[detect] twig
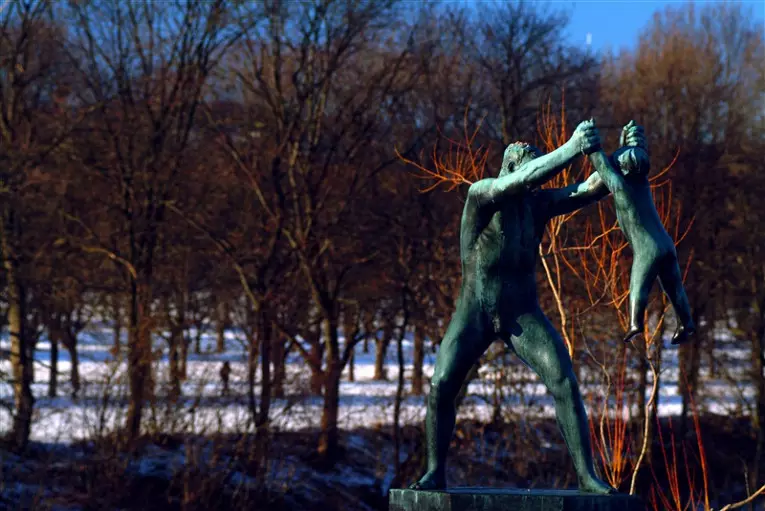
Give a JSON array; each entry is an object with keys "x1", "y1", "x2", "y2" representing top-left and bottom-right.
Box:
[
  {"x1": 629, "y1": 341, "x2": 659, "y2": 496},
  {"x1": 717, "y1": 483, "x2": 765, "y2": 511}
]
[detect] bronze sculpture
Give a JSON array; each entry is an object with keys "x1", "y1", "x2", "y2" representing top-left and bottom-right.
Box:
[{"x1": 410, "y1": 120, "x2": 647, "y2": 494}]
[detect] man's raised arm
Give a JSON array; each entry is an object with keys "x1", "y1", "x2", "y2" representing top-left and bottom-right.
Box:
[
  {"x1": 470, "y1": 119, "x2": 601, "y2": 208},
  {"x1": 541, "y1": 121, "x2": 648, "y2": 218}
]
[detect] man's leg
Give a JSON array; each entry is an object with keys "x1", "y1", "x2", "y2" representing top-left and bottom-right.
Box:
[
  {"x1": 658, "y1": 255, "x2": 696, "y2": 345},
  {"x1": 411, "y1": 303, "x2": 490, "y2": 490},
  {"x1": 505, "y1": 309, "x2": 615, "y2": 494},
  {"x1": 624, "y1": 255, "x2": 661, "y2": 343}
]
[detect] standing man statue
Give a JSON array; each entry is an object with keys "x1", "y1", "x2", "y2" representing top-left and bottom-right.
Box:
[{"x1": 410, "y1": 119, "x2": 646, "y2": 494}]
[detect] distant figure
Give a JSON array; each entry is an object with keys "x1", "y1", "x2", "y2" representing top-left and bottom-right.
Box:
[
  {"x1": 220, "y1": 361, "x2": 231, "y2": 397},
  {"x1": 589, "y1": 120, "x2": 696, "y2": 345}
]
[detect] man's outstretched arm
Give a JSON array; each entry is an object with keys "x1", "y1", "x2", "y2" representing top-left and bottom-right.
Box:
[{"x1": 471, "y1": 120, "x2": 600, "y2": 208}]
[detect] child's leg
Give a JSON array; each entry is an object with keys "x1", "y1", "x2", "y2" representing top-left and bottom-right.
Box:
[
  {"x1": 657, "y1": 255, "x2": 696, "y2": 345},
  {"x1": 625, "y1": 255, "x2": 661, "y2": 343}
]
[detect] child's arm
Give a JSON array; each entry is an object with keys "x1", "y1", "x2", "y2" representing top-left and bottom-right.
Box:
[
  {"x1": 540, "y1": 171, "x2": 610, "y2": 218},
  {"x1": 589, "y1": 150, "x2": 627, "y2": 194}
]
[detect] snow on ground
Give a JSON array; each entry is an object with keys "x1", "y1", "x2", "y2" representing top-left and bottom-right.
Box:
[{"x1": 0, "y1": 322, "x2": 755, "y2": 443}]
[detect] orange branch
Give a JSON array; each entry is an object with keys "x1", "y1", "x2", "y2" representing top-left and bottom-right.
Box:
[{"x1": 395, "y1": 102, "x2": 490, "y2": 192}]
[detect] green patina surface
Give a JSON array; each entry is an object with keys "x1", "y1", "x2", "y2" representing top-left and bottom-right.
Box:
[
  {"x1": 589, "y1": 121, "x2": 695, "y2": 346},
  {"x1": 411, "y1": 120, "x2": 642, "y2": 494},
  {"x1": 390, "y1": 488, "x2": 646, "y2": 511}
]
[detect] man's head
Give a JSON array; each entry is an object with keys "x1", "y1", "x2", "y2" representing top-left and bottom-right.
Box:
[{"x1": 499, "y1": 141, "x2": 544, "y2": 177}]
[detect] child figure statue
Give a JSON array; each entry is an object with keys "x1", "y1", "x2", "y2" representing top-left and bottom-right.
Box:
[{"x1": 589, "y1": 120, "x2": 696, "y2": 345}]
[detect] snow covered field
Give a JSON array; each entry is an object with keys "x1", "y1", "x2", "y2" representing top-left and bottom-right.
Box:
[{"x1": 0, "y1": 323, "x2": 755, "y2": 444}]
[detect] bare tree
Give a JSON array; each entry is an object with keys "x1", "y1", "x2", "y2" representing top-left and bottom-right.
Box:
[
  {"x1": 465, "y1": 2, "x2": 598, "y2": 146},
  {"x1": 209, "y1": 0, "x2": 436, "y2": 460},
  {"x1": 64, "y1": 0, "x2": 244, "y2": 441},
  {"x1": 0, "y1": 0, "x2": 82, "y2": 451}
]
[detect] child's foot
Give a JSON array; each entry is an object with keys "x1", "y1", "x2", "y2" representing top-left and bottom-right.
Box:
[
  {"x1": 409, "y1": 470, "x2": 445, "y2": 490},
  {"x1": 579, "y1": 474, "x2": 618, "y2": 494},
  {"x1": 671, "y1": 322, "x2": 696, "y2": 345},
  {"x1": 623, "y1": 324, "x2": 643, "y2": 343}
]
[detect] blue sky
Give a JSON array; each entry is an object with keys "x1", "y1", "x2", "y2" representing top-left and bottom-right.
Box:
[{"x1": 560, "y1": 0, "x2": 765, "y2": 53}]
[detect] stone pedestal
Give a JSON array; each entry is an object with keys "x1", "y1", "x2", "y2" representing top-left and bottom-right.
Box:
[{"x1": 389, "y1": 488, "x2": 646, "y2": 511}]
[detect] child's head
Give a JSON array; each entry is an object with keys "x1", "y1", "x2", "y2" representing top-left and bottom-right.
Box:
[{"x1": 611, "y1": 146, "x2": 650, "y2": 179}]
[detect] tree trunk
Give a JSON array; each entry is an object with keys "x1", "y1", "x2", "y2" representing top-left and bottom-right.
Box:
[
  {"x1": 411, "y1": 327, "x2": 425, "y2": 396},
  {"x1": 126, "y1": 281, "x2": 153, "y2": 441},
  {"x1": 2, "y1": 210, "x2": 33, "y2": 452},
  {"x1": 113, "y1": 294, "x2": 122, "y2": 354},
  {"x1": 491, "y1": 345, "x2": 508, "y2": 424},
  {"x1": 194, "y1": 327, "x2": 202, "y2": 355},
  {"x1": 318, "y1": 317, "x2": 341, "y2": 460},
  {"x1": 257, "y1": 314, "x2": 272, "y2": 431},
  {"x1": 309, "y1": 338, "x2": 324, "y2": 396},
  {"x1": 69, "y1": 343, "x2": 80, "y2": 400},
  {"x1": 246, "y1": 324, "x2": 258, "y2": 428},
  {"x1": 707, "y1": 325, "x2": 717, "y2": 379},
  {"x1": 8, "y1": 286, "x2": 32, "y2": 451},
  {"x1": 272, "y1": 335, "x2": 286, "y2": 398},
  {"x1": 48, "y1": 319, "x2": 61, "y2": 399},
  {"x1": 61, "y1": 319, "x2": 81, "y2": 400},
  {"x1": 343, "y1": 313, "x2": 358, "y2": 383},
  {"x1": 362, "y1": 312, "x2": 373, "y2": 354},
  {"x1": 180, "y1": 333, "x2": 189, "y2": 381},
  {"x1": 168, "y1": 292, "x2": 186, "y2": 402},
  {"x1": 7, "y1": 276, "x2": 32, "y2": 451},
  {"x1": 749, "y1": 302, "x2": 765, "y2": 491},
  {"x1": 393, "y1": 324, "x2": 406, "y2": 482},
  {"x1": 216, "y1": 300, "x2": 227, "y2": 354},
  {"x1": 318, "y1": 365, "x2": 341, "y2": 460},
  {"x1": 373, "y1": 325, "x2": 392, "y2": 381},
  {"x1": 169, "y1": 326, "x2": 182, "y2": 403}
]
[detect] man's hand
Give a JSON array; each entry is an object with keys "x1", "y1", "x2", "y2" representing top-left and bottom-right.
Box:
[
  {"x1": 569, "y1": 119, "x2": 601, "y2": 155},
  {"x1": 619, "y1": 120, "x2": 646, "y2": 149}
]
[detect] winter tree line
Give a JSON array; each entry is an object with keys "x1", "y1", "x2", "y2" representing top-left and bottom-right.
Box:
[{"x1": 0, "y1": 0, "x2": 763, "y2": 505}]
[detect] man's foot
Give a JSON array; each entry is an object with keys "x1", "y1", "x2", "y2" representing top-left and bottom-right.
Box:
[
  {"x1": 623, "y1": 324, "x2": 643, "y2": 343},
  {"x1": 579, "y1": 475, "x2": 618, "y2": 495},
  {"x1": 409, "y1": 471, "x2": 445, "y2": 491},
  {"x1": 671, "y1": 322, "x2": 696, "y2": 345}
]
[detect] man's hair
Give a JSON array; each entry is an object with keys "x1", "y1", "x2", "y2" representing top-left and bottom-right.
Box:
[{"x1": 500, "y1": 141, "x2": 543, "y2": 176}]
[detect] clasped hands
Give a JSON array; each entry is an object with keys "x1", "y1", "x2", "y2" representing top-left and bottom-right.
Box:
[{"x1": 569, "y1": 118, "x2": 647, "y2": 155}]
